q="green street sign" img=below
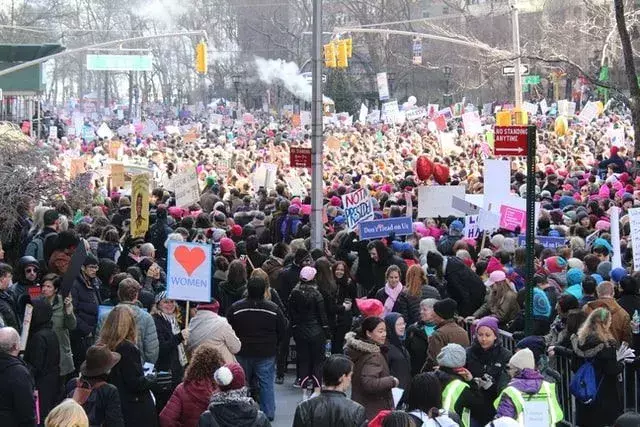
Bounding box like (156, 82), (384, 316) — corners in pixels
(523, 75), (541, 85)
(86, 54), (153, 71)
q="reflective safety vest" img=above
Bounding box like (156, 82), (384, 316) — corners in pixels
(442, 379), (471, 427)
(493, 381), (564, 426)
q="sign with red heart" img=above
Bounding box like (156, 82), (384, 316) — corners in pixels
(167, 241), (212, 302)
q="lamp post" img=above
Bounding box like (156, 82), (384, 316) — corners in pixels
(232, 74), (241, 113)
(443, 66), (452, 106)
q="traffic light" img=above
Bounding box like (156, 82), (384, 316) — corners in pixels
(324, 42), (337, 68)
(336, 40), (348, 68)
(195, 41), (207, 74)
(345, 38), (352, 58)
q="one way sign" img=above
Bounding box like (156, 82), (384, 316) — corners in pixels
(502, 64), (530, 76)
(494, 126), (528, 156)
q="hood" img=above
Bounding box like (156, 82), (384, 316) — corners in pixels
(571, 333), (614, 358)
(548, 272), (567, 287)
(29, 298), (53, 332)
(262, 256), (284, 272)
(220, 281), (247, 297)
(208, 391), (260, 427)
(509, 368), (544, 394)
(184, 379), (215, 407)
(344, 331), (380, 362)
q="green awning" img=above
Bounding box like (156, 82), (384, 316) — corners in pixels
(0, 44), (65, 63)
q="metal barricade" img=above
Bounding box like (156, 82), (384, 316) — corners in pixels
(622, 361), (639, 413)
(554, 355), (576, 427)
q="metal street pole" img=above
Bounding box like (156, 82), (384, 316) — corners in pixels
(524, 125), (537, 335)
(310, 0), (323, 250)
(511, 3), (523, 108)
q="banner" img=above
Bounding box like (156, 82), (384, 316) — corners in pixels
(130, 173), (150, 238)
(417, 185), (466, 218)
(359, 217), (413, 240)
(110, 163), (125, 189)
(499, 205), (526, 232)
(405, 107), (427, 121)
(342, 188), (374, 231)
(461, 111), (482, 135)
(611, 206), (622, 269)
(377, 72), (390, 101)
(170, 169), (200, 208)
(359, 104), (368, 123)
(166, 241), (212, 302)
(517, 235), (565, 250)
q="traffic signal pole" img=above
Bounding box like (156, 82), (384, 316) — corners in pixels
(310, 0), (324, 250)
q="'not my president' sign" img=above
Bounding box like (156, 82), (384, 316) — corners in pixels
(342, 188), (374, 231)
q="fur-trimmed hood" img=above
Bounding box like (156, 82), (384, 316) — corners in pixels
(570, 333), (615, 358)
(344, 331), (382, 364)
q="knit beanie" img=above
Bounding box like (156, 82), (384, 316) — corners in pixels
(437, 343), (466, 368)
(597, 261), (612, 281)
(219, 238), (236, 256)
(486, 257), (504, 274)
(533, 288), (551, 318)
(475, 316), (499, 337)
(516, 336), (546, 365)
(544, 256), (567, 274)
(566, 268), (585, 287)
(433, 298), (457, 320)
(214, 363), (246, 391)
(611, 267), (628, 283)
(508, 348), (535, 371)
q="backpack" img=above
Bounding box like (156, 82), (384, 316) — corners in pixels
(569, 359), (603, 404)
(24, 232), (55, 262)
(71, 379), (107, 405)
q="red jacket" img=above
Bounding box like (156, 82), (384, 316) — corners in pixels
(159, 379), (215, 427)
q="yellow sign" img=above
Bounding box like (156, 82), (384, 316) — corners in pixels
(110, 163), (125, 190)
(130, 174), (150, 238)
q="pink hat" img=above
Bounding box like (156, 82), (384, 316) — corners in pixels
(300, 204), (311, 216)
(291, 197), (302, 207)
(355, 298), (384, 318)
(595, 220), (610, 231)
(414, 223), (429, 237)
(486, 257), (504, 274)
(219, 238), (236, 255)
(300, 266), (317, 281)
(330, 196), (342, 207)
(485, 270), (507, 286)
(598, 185), (610, 199)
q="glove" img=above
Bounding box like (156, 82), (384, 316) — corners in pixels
(473, 374), (493, 390)
(144, 372), (157, 382)
(616, 342), (635, 363)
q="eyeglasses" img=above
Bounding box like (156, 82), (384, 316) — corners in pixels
(25, 268), (38, 274)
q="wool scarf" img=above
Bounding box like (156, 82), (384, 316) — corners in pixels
(383, 282), (403, 315)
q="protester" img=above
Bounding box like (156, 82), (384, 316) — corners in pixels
(375, 265), (417, 323)
(160, 343), (224, 427)
(426, 298), (469, 370)
(0, 327), (36, 426)
(344, 316), (397, 420)
(186, 300), (240, 363)
(44, 399), (89, 427)
(583, 281), (632, 344)
(292, 354), (366, 427)
(0, 263), (20, 330)
(403, 372), (460, 427)
(405, 298), (437, 375)
(218, 259), (248, 316)
(470, 270), (519, 327)
(331, 260), (357, 354)
(70, 254), (101, 369)
(9, 255), (41, 320)
(383, 312), (411, 389)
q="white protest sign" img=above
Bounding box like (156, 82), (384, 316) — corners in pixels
(477, 208), (500, 231)
(165, 125), (181, 135)
(482, 103), (493, 116)
(382, 100), (399, 123)
(610, 206), (622, 269)
(117, 109), (124, 120)
(568, 102), (577, 117)
(440, 132), (462, 156)
(169, 169), (200, 207)
(540, 99), (549, 115)
(452, 196), (480, 215)
(465, 194), (484, 208)
(578, 101), (598, 123)
(288, 172), (307, 196)
(300, 111), (312, 128)
(377, 72), (390, 100)
(557, 100), (569, 117)
(464, 215), (481, 239)
(20, 304), (33, 351)
(483, 159), (511, 213)
(522, 400), (551, 427)
(342, 188), (374, 231)
(166, 241), (212, 302)
(629, 208), (640, 271)
(523, 102), (538, 116)
(417, 185), (466, 218)
(97, 123), (114, 139)
(405, 107), (427, 121)
(49, 126), (57, 139)
(462, 111), (482, 135)
(366, 110), (381, 124)
(609, 127), (625, 148)
(252, 163), (278, 191)
(358, 104), (368, 124)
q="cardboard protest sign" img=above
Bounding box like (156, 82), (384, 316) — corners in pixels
(499, 205), (526, 232)
(359, 104), (368, 123)
(110, 163), (125, 189)
(439, 132), (461, 156)
(341, 188), (374, 231)
(167, 241), (212, 302)
(461, 111), (482, 135)
(70, 158), (86, 179)
(417, 186), (466, 218)
(170, 169), (200, 208)
(382, 100), (399, 123)
(130, 174), (150, 238)
(287, 172), (307, 196)
(578, 101), (598, 124)
(108, 141), (122, 159)
(359, 217), (413, 240)
(20, 304), (33, 351)
(629, 208), (640, 271)
(464, 215), (481, 239)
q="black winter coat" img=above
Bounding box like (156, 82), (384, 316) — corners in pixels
(289, 283), (329, 340)
(385, 341), (411, 390)
(152, 314), (185, 383)
(443, 256), (486, 317)
(227, 298), (287, 358)
(293, 390), (367, 427)
(465, 340), (511, 421)
(405, 321), (431, 376)
(275, 264), (302, 313)
(96, 241), (120, 262)
(198, 398), (271, 427)
(434, 368), (492, 424)
(0, 352), (35, 427)
(66, 379), (125, 427)
(23, 300), (60, 422)
(70, 276), (101, 338)
(0, 289), (20, 331)
(374, 288), (417, 325)
(217, 281), (247, 317)
(108, 341), (158, 427)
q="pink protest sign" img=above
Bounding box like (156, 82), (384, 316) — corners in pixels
(499, 205), (526, 232)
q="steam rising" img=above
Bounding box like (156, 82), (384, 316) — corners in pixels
(254, 57), (311, 102)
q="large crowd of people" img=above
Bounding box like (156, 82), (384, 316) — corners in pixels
(1, 100), (640, 427)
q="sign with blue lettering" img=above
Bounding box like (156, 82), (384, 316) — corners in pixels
(167, 241), (212, 302)
(342, 188), (374, 231)
(359, 217), (413, 240)
(517, 235), (566, 250)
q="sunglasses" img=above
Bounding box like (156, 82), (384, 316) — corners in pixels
(25, 268), (38, 274)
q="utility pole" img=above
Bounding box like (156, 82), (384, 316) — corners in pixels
(511, 2), (523, 108)
(310, 0), (323, 250)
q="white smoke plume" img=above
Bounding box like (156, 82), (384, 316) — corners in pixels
(254, 57), (311, 102)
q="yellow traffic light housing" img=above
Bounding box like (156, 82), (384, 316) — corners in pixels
(195, 41), (207, 74)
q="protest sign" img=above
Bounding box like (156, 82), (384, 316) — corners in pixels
(517, 235), (565, 250)
(252, 163), (278, 191)
(440, 132), (462, 156)
(97, 123), (114, 139)
(359, 217), (413, 240)
(405, 107), (427, 121)
(382, 100), (399, 123)
(610, 206), (622, 269)
(500, 205), (526, 232)
(578, 101), (598, 124)
(170, 169), (200, 208)
(20, 304), (33, 351)
(342, 188), (374, 231)
(434, 115), (447, 132)
(482, 103), (493, 116)
(59, 243), (88, 298)
(167, 241), (212, 302)
(629, 208), (640, 271)
(483, 159), (511, 213)
(568, 102), (577, 117)
(609, 126), (625, 148)
(461, 111), (482, 135)
(377, 72), (390, 100)
(427, 104), (439, 118)
(366, 110), (381, 124)
(523, 102), (538, 116)
(417, 185), (466, 218)
(464, 215), (481, 239)
(131, 174), (150, 238)
(438, 107), (453, 120)
(557, 100), (569, 116)
(477, 208), (500, 232)
(110, 163), (125, 189)
(108, 140), (121, 159)
(540, 99), (549, 115)
(359, 104), (368, 123)
(452, 196), (480, 215)
(287, 172), (307, 196)
(70, 158), (86, 179)
(301, 111), (312, 127)
(49, 126), (57, 139)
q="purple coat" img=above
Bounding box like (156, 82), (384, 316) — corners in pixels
(495, 369), (544, 419)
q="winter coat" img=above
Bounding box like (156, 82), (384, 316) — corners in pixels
(160, 379), (215, 427)
(374, 287), (418, 325)
(153, 314), (185, 381)
(217, 281), (247, 317)
(368, 241), (408, 297)
(186, 311), (241, 363)
(23, 299), (60, 421)
(49, 294), (77, 376)
(465, 340), (512, 404)
(97, 302), (159, 364)
(437, 233), (462, 256)
(261, 256), (285, 289)
(344, 331), (395, 420)
(385, 339), (411, 390)
(495, 368), (546, 419)
(472, 288), (519, 327)
(70, 275), (101, 338)
(198, 390), (271, 427)
(227, 298), (287, 358)
(288, 283), (329, 341)
(427, 320), (470, 370)
(405, 321), (434, 376)
(108, 340), (158, 427)
(274, 264), (302, 313)
(0, 352), (36, 427)
(147, 215), (172, 260)
(442, 256), (486, 317)
(0, 289), (20, 331)
(66, 378), (125, 427)
(434, 368), (491, 424)
(617, 293), (640, 318)
(96, 241), (121, 262)
(584, 298), (632, 345)
(293, 390), (366, 427)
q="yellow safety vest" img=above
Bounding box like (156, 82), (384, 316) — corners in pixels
(442, 379), (471, 427)
(493, 381), (564, 426)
